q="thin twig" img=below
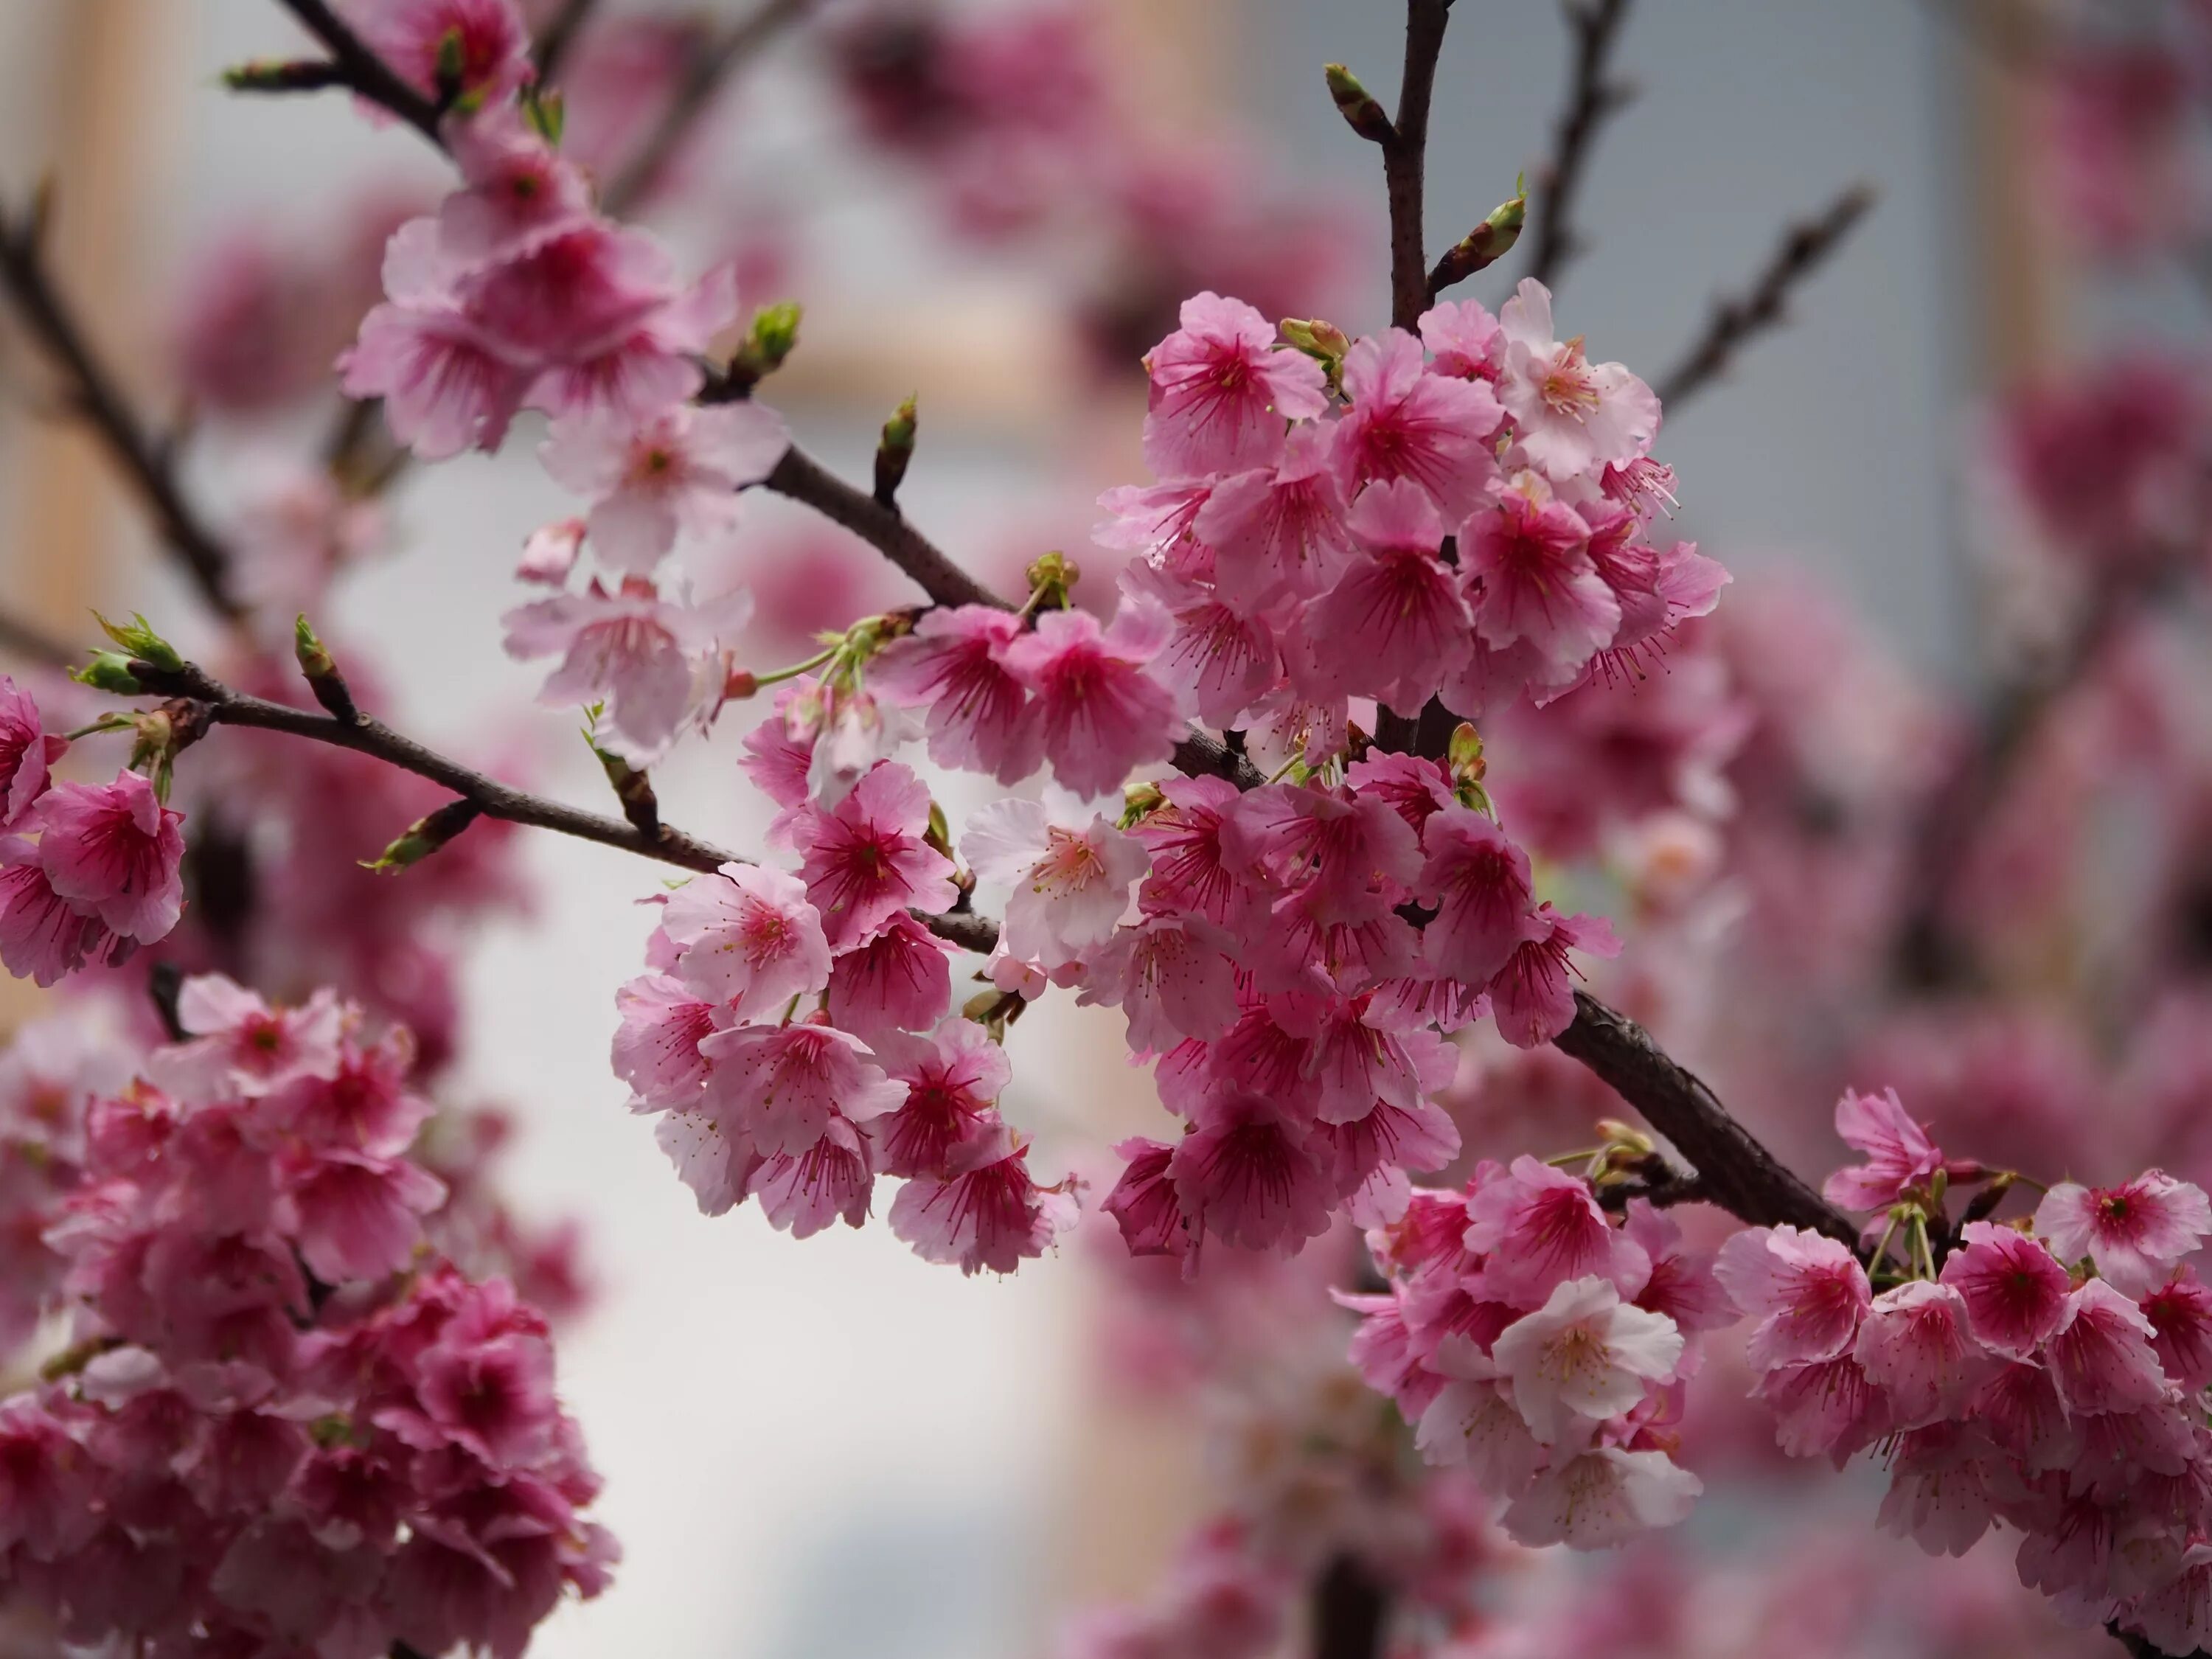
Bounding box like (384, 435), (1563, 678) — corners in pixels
(760, 446), (995, 611)
(1524, 0), (1636, 292)
(0, 208), (244, 619)
(1383, 0), (1454, 330)
(1654, 184), (1876, 410)
(268, 0), (448, 145)
(601, 0), (819, 217)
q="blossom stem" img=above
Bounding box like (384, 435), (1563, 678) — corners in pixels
(750, 644), (840, 689)
(1524, 0), (1637, 292)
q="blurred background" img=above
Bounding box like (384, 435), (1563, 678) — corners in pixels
(1, 1), (2206, 1656)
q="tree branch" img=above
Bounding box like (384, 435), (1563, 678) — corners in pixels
(1653, 184), (1876, 411)
(0, 206), (244, 619)
(267, 0), (448, 145)
(532, 0), (603, 86)
(760, 446), (998, 611)
(1382, 0), (1454, 330)
(1312, 1555), (1390, 1659)
(1524, 0), (1635, 292)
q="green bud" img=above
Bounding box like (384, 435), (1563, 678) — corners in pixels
(524, 86), (566, 145)
(594, 745), (660, 837)
(1324, 63), (1394, 145)
(294, 613), (336, 681)
(223, 58), (343, 93)
(71, 651), (142, 697)
(745, 302), (801, 372)
(363, 799), (482, 874)
(1023, 549), (1080, 611)
(873, 394), (918, 507)
(1119, 780), (1166, 830)
(94, 612), (182, 673)
(434, 27), (468, 94)
(925, 799), (952, 860)
(1429, 178), (1530, 294)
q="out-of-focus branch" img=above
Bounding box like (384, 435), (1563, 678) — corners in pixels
(1653, 184), (1876, 410)
(2107, 1617), (2208, 1658)
(265, 0), (448, 145)
(0, 610), (77, 672)
(1524, 0), (1635, 292)
(0, 204), (245, 620)
(532, 0), (603, 86)
(1312, 1556), (1390, 1659)
(601, 0), (821, 216)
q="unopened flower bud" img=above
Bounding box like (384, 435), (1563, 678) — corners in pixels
(72, 651), (142, 697)
(1430, 176), (1528, 293)
(94, 612), (183, 674)
(1324, 63), (1394, 145)
(363, 798), (482, 874)
(293, 614), (361, 723)
(1024, 549), (1079, 611)
(874, 394), (918, 507)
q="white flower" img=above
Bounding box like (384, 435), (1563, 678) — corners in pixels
(1490, 1275), (1685, 1444)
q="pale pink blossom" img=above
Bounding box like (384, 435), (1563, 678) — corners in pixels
(888, 1121), (1077, 1275)
(750, 1113), (874, 1239)
(696, 1020), (906, 1156)
(1459, 471), (1620, 674)
(1295, 993), (1458, 1129)
(1139, 292), (1328, 478)
(1001, 605), (1180, 799)
(1419, 297), (1503, 380)
(661, 863), (832, 1020)
(1753, 1352), (1891, 1464)
(283, 1148), (447, 1283)
(33, 771), (184, 942)
(1823, 1086), (1947, 1211)
(1875, 1423), (1999, 1557)
(2037, 1171), (2212, 1295)
(796, 761), (956, 950)
(540, 402), (790, 573)
(342, 0), (530, 106)
(1416, 1374), (1545, 1493)
(518, 518), (585, 585)
(1077, 915), (1240, 1054)
(653, 1112), (762, 1217)
(610, 973), (717, 1110)
(441, 114), (593, 265)
(2043, 1279), (2171, 1416)
(1489, 1274), (1684, 1443)
(1486, 905), (1620, 1049)
(1495, 278), (1660, 478)
(1500, 1446), (1701, 1550)
(1622, 1202), (1734, 1335)
(0, 677), (60, 832)
(961, 797), (1148, 973)
(871, 605), (1041, 784)
(1713, 1225), (1871, 1369)
(1464, 1155), (1650, 1307)
(1192, 424), (1355, 609)
(1937, 1220), (2072, 1358)
(1167, 1089), (1335, 1254)
(1852, 1281), (1992, 1428)
(1332, 330), (1503, 518)
(150, 976), (346, 1102)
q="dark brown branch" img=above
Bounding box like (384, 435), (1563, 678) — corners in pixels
(2107, 1619), (2205, 1658)
(1382, 0), (1454, 330)
(1312, 1555), (1390, 1659)
(1653, 184), (1876, 410)
(1552, 990), (1860, 1244)
(601, 0), (819, 217)
(268, 0), (448, 145)
(532, 0), (602, 86)
(761, 446), (995, 611)
(1524, 0), (1635, 292)
(0, 209), (244, 619)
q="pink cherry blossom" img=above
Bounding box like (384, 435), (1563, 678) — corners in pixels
(1001, 605), (1180, 799)
(0, 677), (61, 832)
(2141, 1267), (2212, 1391)
(1459, 471), (1621, 675)
(962, 797), (1148, 973)
(1192, 424), (1355, 609)
(824, 911), (953, 1042)
(1077, 915), (1240, 1054)
(796, 761), (957, 950)
(540, 402), (790, 573)
(1500, 1446), (1700, 1550)
(2037, 1169), (2212, 1295)
(150, 976), (346, 1102)
(1713, 1224), (1871, 1369)
(1486, 904), (1620, 1049)
(1417, 805), (1535, 988)
(1332, 330), (1503, 518)
(696, 1020), (906, 1157)
(869, 1021), (1008, 1179)
(1489, 1275), (1685, 1443)
(1167, 1089), (1335, 1254)
(441, 114), (593, 266)
(1852, 1281), (1991, 1428)
(888, 1121), (1077, 1275)
(871, 605), (1042, 785)
(610, 973), (717, 1110)
(283, 1148), (447, 1283)
(1420, 297), (1504, 380)
(1752, 1352), (1891, 1464)
(343, 0), (530, 107)
(661, 862), (832, 1020)
(1936, 1220), (2072, 1357)
(1464, 1155), (1650, 1307)
(33, 771), (184, 942)
(1823, 1086), (1947, 1210)
(1307, 480), (1475, 711)
(1139, 292), (1328, 479)
(1495, 277), (1660, 479)
(2043, 1278), (2171, 1416)
(1622, 1202), (1733, 1335)
(1100, 1137), (1192, 1262)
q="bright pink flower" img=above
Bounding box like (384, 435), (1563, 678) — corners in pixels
(2044, 1279), (2170, 1416)
(1852, 1281), (1990, 1428)
(501, 578), (751, 762)
(1420, 297), (1503, 380)
(342, 0), (530, 106)
(661, 863), (832, 1019)
(1100, 1137), (1192, 1262)
(1001, 605), (1180, 799)
(1416, 805), (1534, 988)
(1713, 1225), (1871, 1369)
(1167, 1089), (1335, 1254)
(1139, 292), (1328, 479)
(1134, 775), (1257, 928)
(1465, 1155), (1650, 1307)
(1234, 780), (1422, 914)
(2037, 1170), (2212, 1296)
(888, 1122), (1076, 1276)
(610, 973), (717, 1110)
(868, 1021), (1007, 1179)
(1753, 1352), (1891, 1464)
(1973, 1361), (2079, 1472)
(2142, 1267), (2212, 1391)
(962, 797), (1148, 973)
(0, 678), (60, 832)
(408, 1329), (558, 1470)
(1495, 278), (1660, 479)
(824, 911), (953, 1042)
(797, 762), (956, 950)
(751, 1114), (878, 1239)
(282, 1148), (447, 1283)
(1077, 915), (1240, 1054)
(871, 605), (1041, 784)
(1822, 1086), (1946, 1211)
(1293, 993), (1457, 1127)
(1148, 587), (1279, 728)
(263, 1026), (431, 1156)
(1307, 480), (1475, 710)
(0, 1399), (98, 1558)
(1346, 751), (1455, 841)
(1332, 330), (1503, 518)
(1937, 1220), (2071, 1357)
(1192, 424), (1355, 609)
(698, 1020), (906, 1158)
(150, 976), (346, 1102)
(739, 696), (818, 849)
(1459, 471), (1620, 675)
(32, 771), (184, 944)
(540, 402), (790, 573)
(1486, 904), (1619, 1049)
(1622, 1202), (1733, 1335)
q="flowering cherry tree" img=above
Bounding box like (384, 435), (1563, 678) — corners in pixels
(0, 0), (2207, 1655)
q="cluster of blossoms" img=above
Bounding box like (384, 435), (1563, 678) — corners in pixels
(0, 675), (187, 988)
(0, 975), (611, 1655)
(1725, 1088), (2212, 1652)
(1343, 1156), (1730, 1549)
